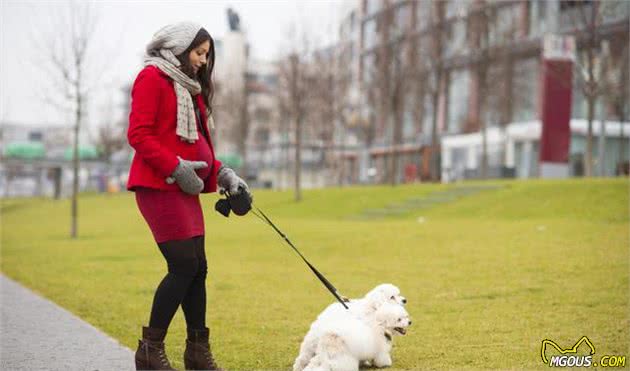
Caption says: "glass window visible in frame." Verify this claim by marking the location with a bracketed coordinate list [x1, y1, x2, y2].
[214, 39, 223, 58]
[484, 63, 505, 127]
[422, 92, 434, 139]
[365, 0, 382, 16]
[362, 52, 376, 85]
[349, 11, 356, 30]
[254, 108, 271, 123]
[29, 131, 43, 141]
[447, 68, 470, 134]
[571, 53, 587, 120]
[513, 58, 539, 122]
[559, 0, 596, 33]
[445, 0, 472, 20]
[394, 3, 412, 37]
[403, 92, 415, 141]
[494, 4, 519, 44]
[601, 0, 630, 23]
[416, 0, 432, 31]
[364, 18, 377, 50]
[445, 19, 468, 58]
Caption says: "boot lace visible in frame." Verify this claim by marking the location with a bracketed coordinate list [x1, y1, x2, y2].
[157, 347, 171, 367]
[200, 344, 219, 369]
[145, 341, 171, 368]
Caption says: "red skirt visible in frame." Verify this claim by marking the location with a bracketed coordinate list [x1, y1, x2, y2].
[135, 187, 205, 243]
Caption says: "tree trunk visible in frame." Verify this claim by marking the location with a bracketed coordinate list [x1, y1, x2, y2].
[71, 92, 81, 238]
[585, 94, 595, 177]
[479, 67, 488, 179]
[598, 114, 606, 177]
[389, 118, 397, 186]
[616, 44, 628, 175]
[291, 55, 302, 202]
[481, 126, 488, 179]
[239, 80, 249, 180]
[430, 71, 441, 182]
[338, 138, 345, 187]
[619, 119, 626, 174]
[295, 113, 302, 201]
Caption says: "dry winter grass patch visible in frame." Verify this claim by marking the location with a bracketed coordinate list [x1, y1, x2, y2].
[1, 178, 627, 369]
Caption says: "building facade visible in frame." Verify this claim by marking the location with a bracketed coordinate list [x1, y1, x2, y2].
[335, 0, 629, 183]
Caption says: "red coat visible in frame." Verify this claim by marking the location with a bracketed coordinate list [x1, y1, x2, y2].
[126, 66, 221, 193]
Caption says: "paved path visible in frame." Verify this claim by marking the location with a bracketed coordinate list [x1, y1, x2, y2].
[1, 273, 135, 370]
[356, 184, 503, 219]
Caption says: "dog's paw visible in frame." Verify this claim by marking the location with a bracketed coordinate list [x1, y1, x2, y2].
[373, 353, 392, 368]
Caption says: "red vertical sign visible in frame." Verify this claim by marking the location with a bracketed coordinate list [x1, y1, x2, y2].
[539, 35, 575, 173]
[539, 59, 572, 163]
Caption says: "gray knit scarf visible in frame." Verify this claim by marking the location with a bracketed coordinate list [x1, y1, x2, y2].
[144, 22, 213, 143]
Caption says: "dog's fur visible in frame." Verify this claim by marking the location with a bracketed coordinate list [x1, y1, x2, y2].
[294, 284, 409, 371]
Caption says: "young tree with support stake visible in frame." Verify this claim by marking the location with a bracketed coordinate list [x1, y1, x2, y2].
[37, 2, 103, 238]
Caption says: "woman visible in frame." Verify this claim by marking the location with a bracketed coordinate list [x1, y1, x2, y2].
[127, 22, 250, 370]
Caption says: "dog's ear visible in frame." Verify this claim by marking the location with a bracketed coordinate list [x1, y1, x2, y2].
[374, 302, 403, 328]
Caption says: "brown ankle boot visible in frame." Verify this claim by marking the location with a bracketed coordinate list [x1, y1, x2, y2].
[135, 326, 177, 370]
[183, 327, 223, 370]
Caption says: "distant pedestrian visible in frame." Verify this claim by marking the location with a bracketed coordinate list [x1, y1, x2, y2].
[126, 21, 250, 370]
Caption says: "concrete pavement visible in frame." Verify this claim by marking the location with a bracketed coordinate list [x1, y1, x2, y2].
[1, 273, 135, 370]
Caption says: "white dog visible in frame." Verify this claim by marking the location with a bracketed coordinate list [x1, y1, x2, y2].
[301, 302, 410, 371]
[294, 284, 409, 371]
[317, 284, 407, 323]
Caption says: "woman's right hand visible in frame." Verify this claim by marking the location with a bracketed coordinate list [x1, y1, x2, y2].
[168, 156, 207, 195]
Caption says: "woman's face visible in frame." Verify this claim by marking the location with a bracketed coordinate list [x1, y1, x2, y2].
[189, 40, 210, 74]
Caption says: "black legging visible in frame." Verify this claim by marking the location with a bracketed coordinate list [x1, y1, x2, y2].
[148, 235, 207, 330]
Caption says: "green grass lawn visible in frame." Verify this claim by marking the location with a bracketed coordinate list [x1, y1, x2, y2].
[1, 178, 628, 369]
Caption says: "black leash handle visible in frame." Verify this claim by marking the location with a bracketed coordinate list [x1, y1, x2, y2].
[252, 206, 349, 309]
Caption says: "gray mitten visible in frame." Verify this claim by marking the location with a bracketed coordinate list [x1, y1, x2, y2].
[168, 156, 207, 195]
[217, 165, 250, 196]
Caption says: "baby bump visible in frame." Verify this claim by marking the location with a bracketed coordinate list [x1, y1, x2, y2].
[193, 136, 214, 180]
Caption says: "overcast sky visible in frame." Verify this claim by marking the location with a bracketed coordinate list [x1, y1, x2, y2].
[0, 0, 347, 134]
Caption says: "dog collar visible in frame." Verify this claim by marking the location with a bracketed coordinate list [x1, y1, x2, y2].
[384, 332, 392, 342]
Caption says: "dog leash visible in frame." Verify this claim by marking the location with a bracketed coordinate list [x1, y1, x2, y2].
[250, 206, 349, 310]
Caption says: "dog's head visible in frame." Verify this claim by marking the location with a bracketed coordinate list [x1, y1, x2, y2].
[364, 283, 407, 307]
[375, 302, 412, 336]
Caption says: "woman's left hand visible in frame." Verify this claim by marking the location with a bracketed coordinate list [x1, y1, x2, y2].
[217, 166, 250, 196]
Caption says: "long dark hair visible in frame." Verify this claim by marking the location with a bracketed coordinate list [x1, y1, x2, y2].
[176, 28, 215, 112]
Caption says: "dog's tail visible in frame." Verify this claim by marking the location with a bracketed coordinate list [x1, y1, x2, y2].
[303, 333, 356, 371]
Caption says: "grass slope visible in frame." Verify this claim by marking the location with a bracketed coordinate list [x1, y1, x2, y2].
[1, 178, 628, 369]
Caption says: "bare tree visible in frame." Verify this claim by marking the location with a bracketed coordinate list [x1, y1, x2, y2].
[420, 1, 448, 182]
[37, 2, 101, 238]
[213, 83, 238, 146]
[91, 96, 127, 164]
[611, 40, 629, 173]
[309, 48, 342, 185]
[385, 6, 417, 186]
[478, 3, 534, 176]
[290, 53, 305, 201]
[566, 0, 628, 176]
[598, 11, 629, 175]
[238, 75, 250, 178]
[302, 28, 360, 187]
[215, 74, 251, 177]
[277, 54, 306, 200]
[467, 2, 498, 179]
[276, 26, 313, 201]
[573, 1, 600, 177]
[274, 74, 292, 188]
[355, 1, 427, 185]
